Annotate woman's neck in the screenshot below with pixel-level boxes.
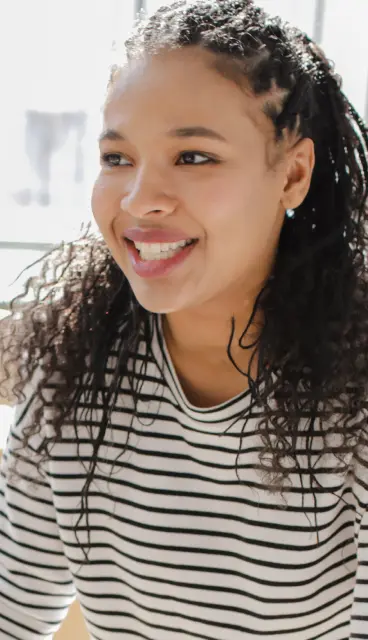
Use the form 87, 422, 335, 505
162, 306, 262, 407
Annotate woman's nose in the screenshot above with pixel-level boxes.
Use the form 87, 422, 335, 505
120, 169, 177, 219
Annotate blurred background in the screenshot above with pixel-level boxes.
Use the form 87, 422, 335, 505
1, 0, 368, 447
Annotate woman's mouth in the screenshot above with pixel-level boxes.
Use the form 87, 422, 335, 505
124, 238, 198, 278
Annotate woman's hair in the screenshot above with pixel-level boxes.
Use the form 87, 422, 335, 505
2, 0, 368, 558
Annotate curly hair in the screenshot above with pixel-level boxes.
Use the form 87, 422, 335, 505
2, 0, 368, 560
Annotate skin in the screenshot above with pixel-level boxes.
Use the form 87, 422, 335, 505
92, 46, 315, 407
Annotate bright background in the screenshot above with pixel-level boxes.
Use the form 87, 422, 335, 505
1, 0, 368, 446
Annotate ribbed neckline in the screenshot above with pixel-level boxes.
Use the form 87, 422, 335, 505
150, 313, 252, 429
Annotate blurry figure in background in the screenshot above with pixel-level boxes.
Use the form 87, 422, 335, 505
13, 110, 87, 207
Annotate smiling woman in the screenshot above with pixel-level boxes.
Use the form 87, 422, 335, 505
1, 1, 368, 639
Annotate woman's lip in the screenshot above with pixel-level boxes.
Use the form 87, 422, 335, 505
124, 238, 197, 279
123, 227, 196, 243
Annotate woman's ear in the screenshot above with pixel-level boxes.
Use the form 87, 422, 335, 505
281, 137, 315, 210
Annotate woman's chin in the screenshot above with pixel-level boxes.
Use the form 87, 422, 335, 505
129, 287, 186, 315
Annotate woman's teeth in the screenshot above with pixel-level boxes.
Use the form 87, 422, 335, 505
133, 239, 193, 261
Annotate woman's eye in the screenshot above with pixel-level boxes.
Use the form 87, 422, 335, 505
100, 151, 216, 168
177, 152, 215, 165
100, 153, 131, 167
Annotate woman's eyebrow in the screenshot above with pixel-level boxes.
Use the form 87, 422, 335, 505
98, 126, 228, 144
98, 129, 125, 144
168, 126, 228, 142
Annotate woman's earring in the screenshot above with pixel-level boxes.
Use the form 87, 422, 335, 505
286, 208, 295, 218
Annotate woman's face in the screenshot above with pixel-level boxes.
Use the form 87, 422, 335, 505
92, 47, 309, 315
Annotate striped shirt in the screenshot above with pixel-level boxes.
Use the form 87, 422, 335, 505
1, 313, 368, 639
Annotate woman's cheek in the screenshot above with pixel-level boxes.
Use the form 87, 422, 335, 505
91, 178, 105, 222
92, 178, 117, 231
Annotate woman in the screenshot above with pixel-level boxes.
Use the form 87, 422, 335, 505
1, 1, 368, 638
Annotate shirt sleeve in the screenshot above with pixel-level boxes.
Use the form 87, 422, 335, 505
350, 505, 368, 638
0, 399, 76, 639
350, 438, 368, 639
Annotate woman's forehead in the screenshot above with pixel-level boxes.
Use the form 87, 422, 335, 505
105, 48, 278, 143
109, 47, 243, 100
